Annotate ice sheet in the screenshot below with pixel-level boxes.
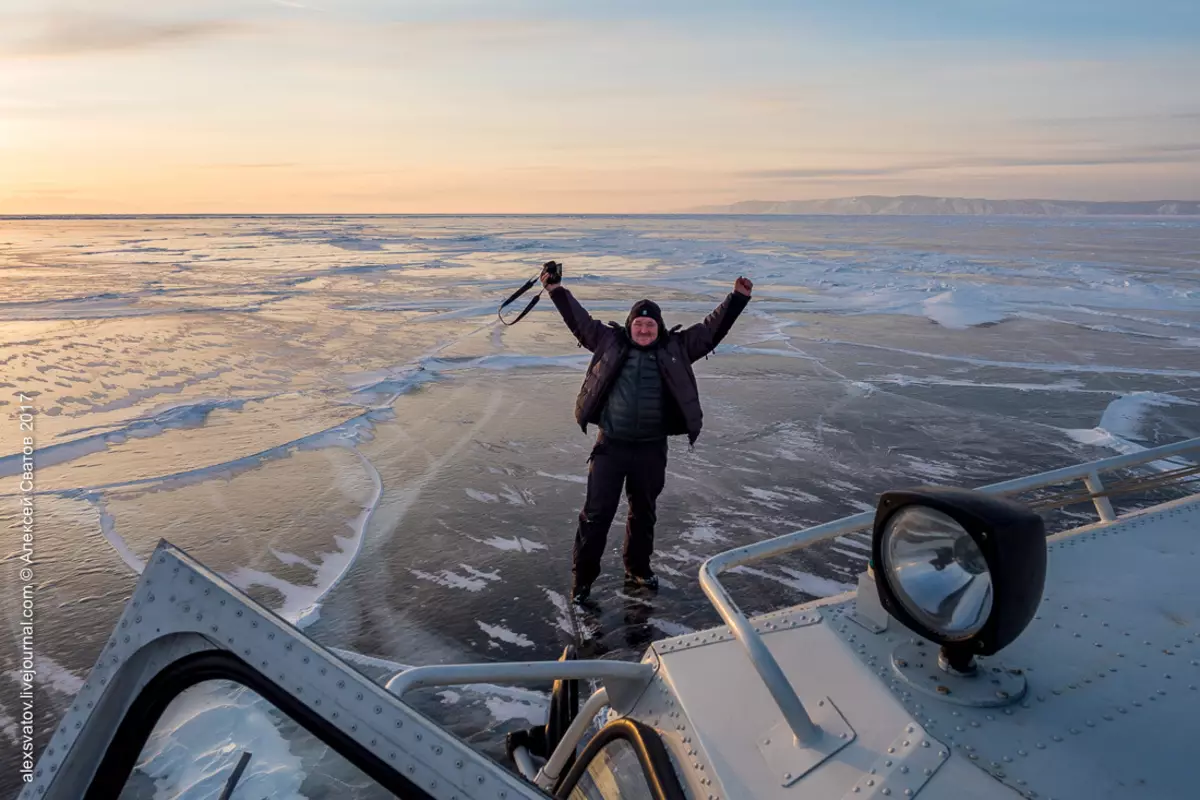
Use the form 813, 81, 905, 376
4, 215, 1198, 799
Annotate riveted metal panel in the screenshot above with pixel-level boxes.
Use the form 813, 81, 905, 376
756, 698, 855, 786
653, 607, 823, 655
828, 498, 1200, 800
639, 615, 1018, 800
621, 671, 728, 799
839, 722, 949, 799
891, 642, 1027, 707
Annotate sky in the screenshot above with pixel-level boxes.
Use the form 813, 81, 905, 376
1, 0, 1198, 213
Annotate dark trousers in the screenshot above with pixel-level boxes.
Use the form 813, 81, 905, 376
573, 433, 668, 588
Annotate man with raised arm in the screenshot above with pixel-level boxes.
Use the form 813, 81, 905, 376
540, 261, 753, 603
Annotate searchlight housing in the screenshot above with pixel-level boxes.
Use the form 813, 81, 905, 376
871, 487, 1047, 673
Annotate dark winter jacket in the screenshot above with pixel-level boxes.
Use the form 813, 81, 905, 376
599, 347, 665, 441
548, 286, 751, 445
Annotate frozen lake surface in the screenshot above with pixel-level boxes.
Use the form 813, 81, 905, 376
1, 214, 1198, 797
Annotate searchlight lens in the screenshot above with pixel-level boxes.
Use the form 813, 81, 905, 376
882, 506, 993, 641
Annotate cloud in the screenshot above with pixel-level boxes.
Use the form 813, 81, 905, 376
378, 16, 613, 48
1029, 110, 1200, 127
743, 166, 904, 179
3, 187, 80, 197
204, 163, 299, 170
742, 145, 1200, 180
4, 13, 247, 57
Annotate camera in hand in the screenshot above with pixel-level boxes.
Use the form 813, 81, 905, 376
499, 260, 562, 326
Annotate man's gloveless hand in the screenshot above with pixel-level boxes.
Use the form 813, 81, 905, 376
734, 276, 753, 296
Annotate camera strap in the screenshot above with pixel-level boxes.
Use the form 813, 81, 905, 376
497, 274, 544, 326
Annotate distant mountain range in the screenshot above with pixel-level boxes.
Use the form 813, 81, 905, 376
688, 195, 1200, 216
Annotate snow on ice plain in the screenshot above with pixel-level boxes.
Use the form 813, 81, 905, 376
1, 214, 1198, 798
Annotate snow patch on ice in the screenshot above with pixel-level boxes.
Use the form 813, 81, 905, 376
801, 338, 1200, 378
536, 470, 588, 484
1065, 392, 1196, 470
650, 618, 696, 637
267, 548, 318, 571
0, 709, 17, 746
730, 564, 854, 597
473, 535, 548, 553
326, 236, 385, 251
486, 696, 546, 725
1098, 392, 1194, 440
541, 588, 575, 636
745, 487, 789, 506
835, 535, 871, 552
477, 621, 535, 649
777, 566, 855, 596
921, 289, 1008, 329
681, 519, 728, 545
410, 565, 501, 593
499, 484, 534, 506
422, 353, 591, 373
874, 374, 1089, 393
745, 485, 822, 506
437, 690, 462, 705
26, 657, 86, 696
900, 455, 960, 483
830, 546, 870, 562
226, 447, 383, 629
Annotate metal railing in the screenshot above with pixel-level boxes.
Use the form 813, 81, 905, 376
383, 661, 652, 789
535, 688, 611, 790
384, 660, 653, 697
699, 436, 1200, 746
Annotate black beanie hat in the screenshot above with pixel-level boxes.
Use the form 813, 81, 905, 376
625, 299, 666, 344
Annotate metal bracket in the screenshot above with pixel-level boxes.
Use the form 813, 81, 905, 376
891, 642, 1026, 707
1084, 470, 1117, 522
839, 722, 949, 799
757, 696, 856, 786
850, 569, 889, 634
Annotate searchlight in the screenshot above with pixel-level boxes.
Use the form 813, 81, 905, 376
870, 488, 1046, 695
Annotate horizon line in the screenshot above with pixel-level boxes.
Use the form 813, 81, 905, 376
6, 195, 1200, 219
6, 211, 1200, 220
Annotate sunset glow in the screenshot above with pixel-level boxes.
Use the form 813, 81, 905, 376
2, 0, 1198, 213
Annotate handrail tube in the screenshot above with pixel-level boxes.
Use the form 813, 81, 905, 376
699, 559, 821, 744
512, 747, 538, 781
385, 661, 652, 697
536, 688, 610, 789
703, 436, 1200, 579
705, 513, 875, 577
698, 435, 1200, 752
978, 436, 1200, 495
